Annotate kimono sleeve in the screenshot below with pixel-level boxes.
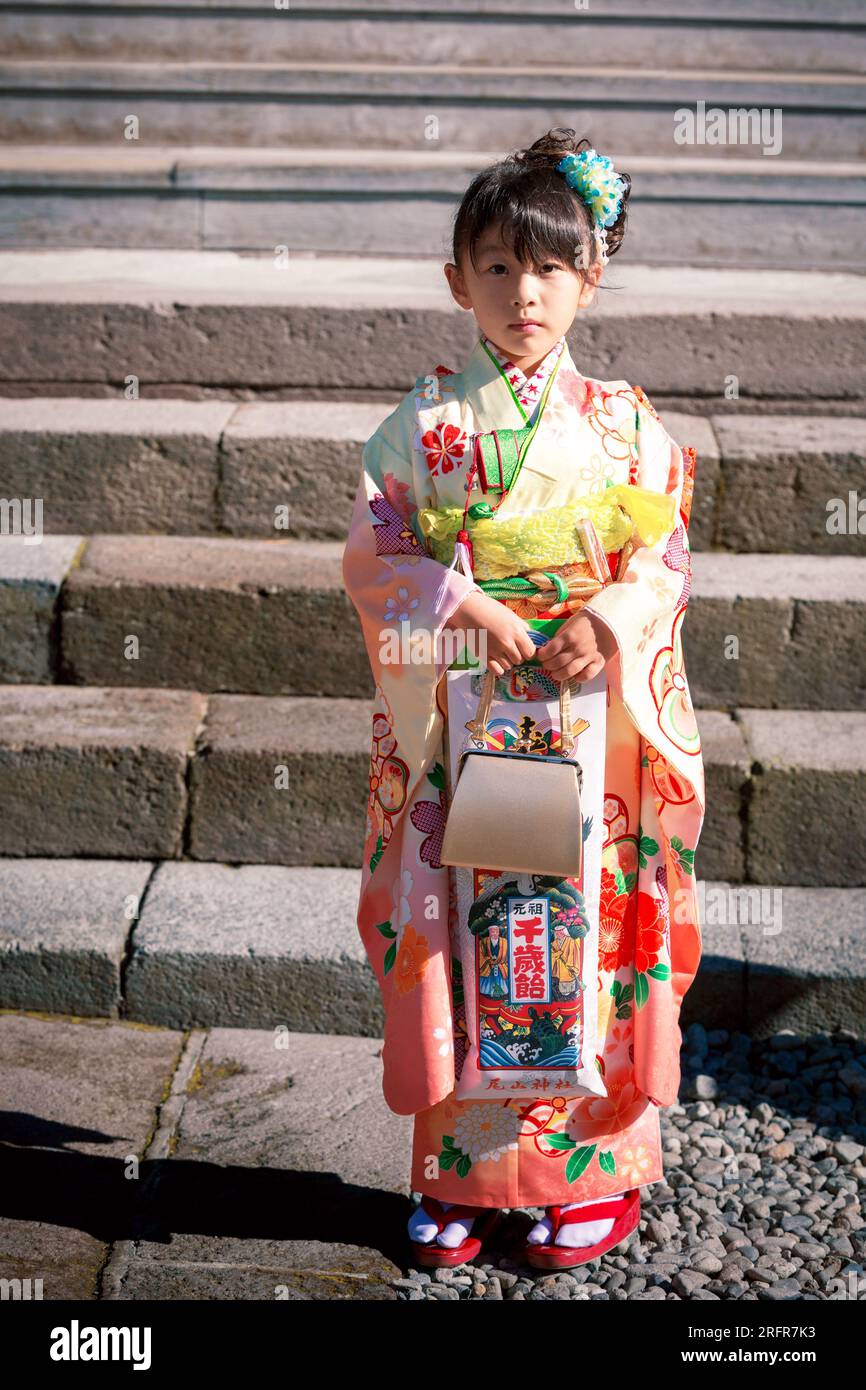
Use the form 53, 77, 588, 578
582, 387, 693, 688
341, 398, 483, 773
583, 388, 704, 1111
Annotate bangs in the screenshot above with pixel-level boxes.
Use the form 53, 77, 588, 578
457, 166, 590, 272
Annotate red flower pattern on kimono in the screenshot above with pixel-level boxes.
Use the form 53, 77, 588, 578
420, 422, 468, 476
635, 891, 666, 974
556, 368, 594, 414
679, 446, 697, 529
598, 867, 637, 972
381, 469, 414, 522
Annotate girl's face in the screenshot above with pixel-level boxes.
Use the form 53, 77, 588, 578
444, 221, 601, 374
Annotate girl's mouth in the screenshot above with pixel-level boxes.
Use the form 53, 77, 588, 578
509, 321, 543, 334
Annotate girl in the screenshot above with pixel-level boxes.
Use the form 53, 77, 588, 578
342, 129, 706, 1273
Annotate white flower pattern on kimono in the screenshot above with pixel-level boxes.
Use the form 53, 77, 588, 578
384, 586, 420, 623
392, 868, 414, 936
620, 1144, 654, 1185
577, 451, 617, 492
433, 1013, 454, 1058
649, 572, 678, 604
452, 1104, 523, 1164
536, 399, 574, 442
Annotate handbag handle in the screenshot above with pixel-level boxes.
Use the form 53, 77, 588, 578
467, 666, 577, 757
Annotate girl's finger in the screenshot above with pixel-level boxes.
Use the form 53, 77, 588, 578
543, 649, 582, 674
570, 656, 605, 684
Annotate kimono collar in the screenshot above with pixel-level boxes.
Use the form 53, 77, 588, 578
462, 331, 574, 435
479, 331, 566, 415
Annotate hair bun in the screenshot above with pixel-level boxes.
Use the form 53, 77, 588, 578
517, 128, 587, 165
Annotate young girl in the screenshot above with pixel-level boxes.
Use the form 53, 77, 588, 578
342, 129, 706, 1273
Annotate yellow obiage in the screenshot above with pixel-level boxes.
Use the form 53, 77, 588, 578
417, 483, 677, 581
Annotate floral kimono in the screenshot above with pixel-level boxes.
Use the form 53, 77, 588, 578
341, 331, 705, 1209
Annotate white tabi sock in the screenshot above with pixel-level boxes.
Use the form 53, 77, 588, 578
527, 1194, 623, 1248
409, 1199, 476, 1248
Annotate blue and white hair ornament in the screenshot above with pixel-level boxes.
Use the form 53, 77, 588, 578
555, 148, 627, 267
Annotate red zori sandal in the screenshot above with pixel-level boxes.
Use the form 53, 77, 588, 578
409, 1197, 502, 1269
524, 1190, 641, 1271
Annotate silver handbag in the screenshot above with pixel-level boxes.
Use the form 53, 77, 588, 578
440, 666, 584, 878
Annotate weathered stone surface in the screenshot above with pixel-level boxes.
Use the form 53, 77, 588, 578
188, 694, 370, 865
51, 536, 866, 708
220, 400, 391, 539
711, 414, 866, 555
4, 8, 858, 73
668, 413, 719, 553
692, 710, 750, 883
0, 398, 234, 533
689, 879, 748, 1032
0, 685, 204, 856
738, 885, 866, 1037
0, 857, 153, 1015
0, 1012, 183, 1300
60, 535, 372, 697
688, 554, 866, 710
126, 863, 379, 1032
742, 710, 866, 886
3, 847, 858, 1036
0, 534, 84, 682
114, 1247, 400, 1300
1, 252, 862, 398
117, 1026, 410, 1299
5, 399, 863, 554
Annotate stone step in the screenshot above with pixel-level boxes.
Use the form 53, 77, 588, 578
1, 396, 864, 554
0, 251, 863, 400
0, 684, 864, 886
3, 147, 864, 268
1, 535, 864, 708
0, 856, 863, 1037
5, 1, 863, 73
1, 61, 862, 158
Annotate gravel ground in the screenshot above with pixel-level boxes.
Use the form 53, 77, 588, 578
391, 1026, 866, 1301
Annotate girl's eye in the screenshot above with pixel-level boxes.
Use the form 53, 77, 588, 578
539, 262, 562, 273
486, 263, 508, 275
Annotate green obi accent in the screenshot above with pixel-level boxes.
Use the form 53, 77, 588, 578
473, 428, 525, 494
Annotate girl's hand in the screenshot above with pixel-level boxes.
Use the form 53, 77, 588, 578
444, 590, 538, 678
540, 610, 619, 684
